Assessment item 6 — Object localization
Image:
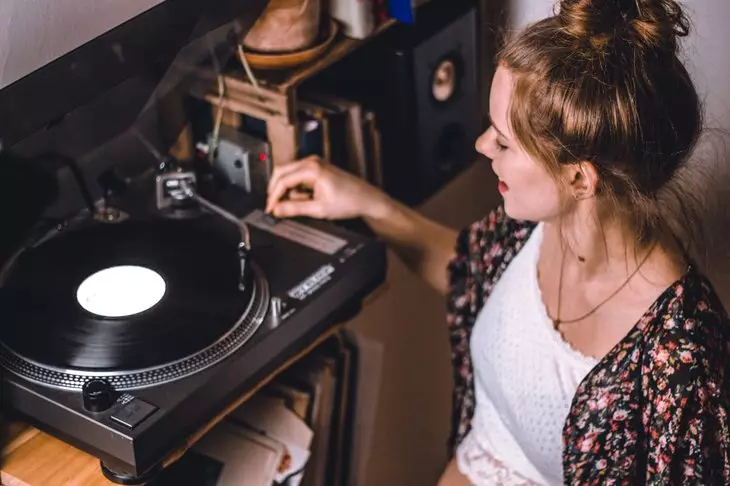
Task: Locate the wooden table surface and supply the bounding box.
[1,422,117,486]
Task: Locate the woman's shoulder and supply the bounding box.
[638,267,730,481]
[450,206,537,268]
[446,206,536,327]
[644,266,729,382]
[654,266,728,335]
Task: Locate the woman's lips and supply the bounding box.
[498,180,509,193]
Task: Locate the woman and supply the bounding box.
[266,0,730,483]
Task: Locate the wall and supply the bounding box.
[679,0,730,301]
[0,0,163,88]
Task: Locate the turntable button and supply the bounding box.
[82,378,117,412]
[110,398,158,429]
[270,296,282,319]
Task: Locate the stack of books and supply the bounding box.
[297,91,384,189]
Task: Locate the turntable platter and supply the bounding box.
[0,218,269,390]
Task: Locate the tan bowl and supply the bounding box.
[239,18,339,71]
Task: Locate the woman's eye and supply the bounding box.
[496,141,507,151]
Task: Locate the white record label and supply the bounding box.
[76,265,166,317]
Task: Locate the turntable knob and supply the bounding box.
[82,378,117,412]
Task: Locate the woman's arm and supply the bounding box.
[266,156,458,295]
[362,195,458,295]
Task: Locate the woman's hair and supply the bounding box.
[498,0,702,252]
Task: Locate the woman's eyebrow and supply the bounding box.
[487,114,509,140]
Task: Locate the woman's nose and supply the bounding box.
[475,129,494,158]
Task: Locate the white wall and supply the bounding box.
[0,0,164,89]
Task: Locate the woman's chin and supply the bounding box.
[502,200,523,221]
[502,198,520,219]
[502,199,544,223]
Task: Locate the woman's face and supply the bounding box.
[475,66,566,222]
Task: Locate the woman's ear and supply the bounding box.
[567,162,599,200]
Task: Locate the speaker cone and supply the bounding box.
[431,58,458,102]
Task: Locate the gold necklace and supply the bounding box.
[552,241,656,329]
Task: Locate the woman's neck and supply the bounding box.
[543,203,653,280]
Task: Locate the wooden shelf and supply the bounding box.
[186,19,397,166]
[191,19,396,118]
[250,18,397,93]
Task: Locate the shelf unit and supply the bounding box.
[187,19,397,166]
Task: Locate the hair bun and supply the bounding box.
[559,0,690,53]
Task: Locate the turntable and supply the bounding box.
[0,165,386,483]
[0,0,386,481]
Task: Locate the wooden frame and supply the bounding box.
[187,20,396,167]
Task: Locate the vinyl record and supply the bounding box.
[0,218,254,372]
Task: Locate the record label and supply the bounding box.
[76,265,167,318]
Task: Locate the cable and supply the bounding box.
[237,43,262,94]
[209,74,226,165]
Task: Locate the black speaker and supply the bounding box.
[306,0,482,205]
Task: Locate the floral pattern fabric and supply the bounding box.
[445,206,730,484]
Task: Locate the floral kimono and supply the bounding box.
[445,206,730,484]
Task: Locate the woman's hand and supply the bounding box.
[266,156,457,294]
[265,156,390,220]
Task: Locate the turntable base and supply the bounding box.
[1,323,347,486]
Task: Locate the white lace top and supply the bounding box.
[455,223,598,485]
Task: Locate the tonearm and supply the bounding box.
[155,170,252,292]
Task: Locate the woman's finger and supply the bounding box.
[271,199,324,219]
[267,156,320,193]
[265,163,321,212]
[288,187,313,201]
[268,158,305,189]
